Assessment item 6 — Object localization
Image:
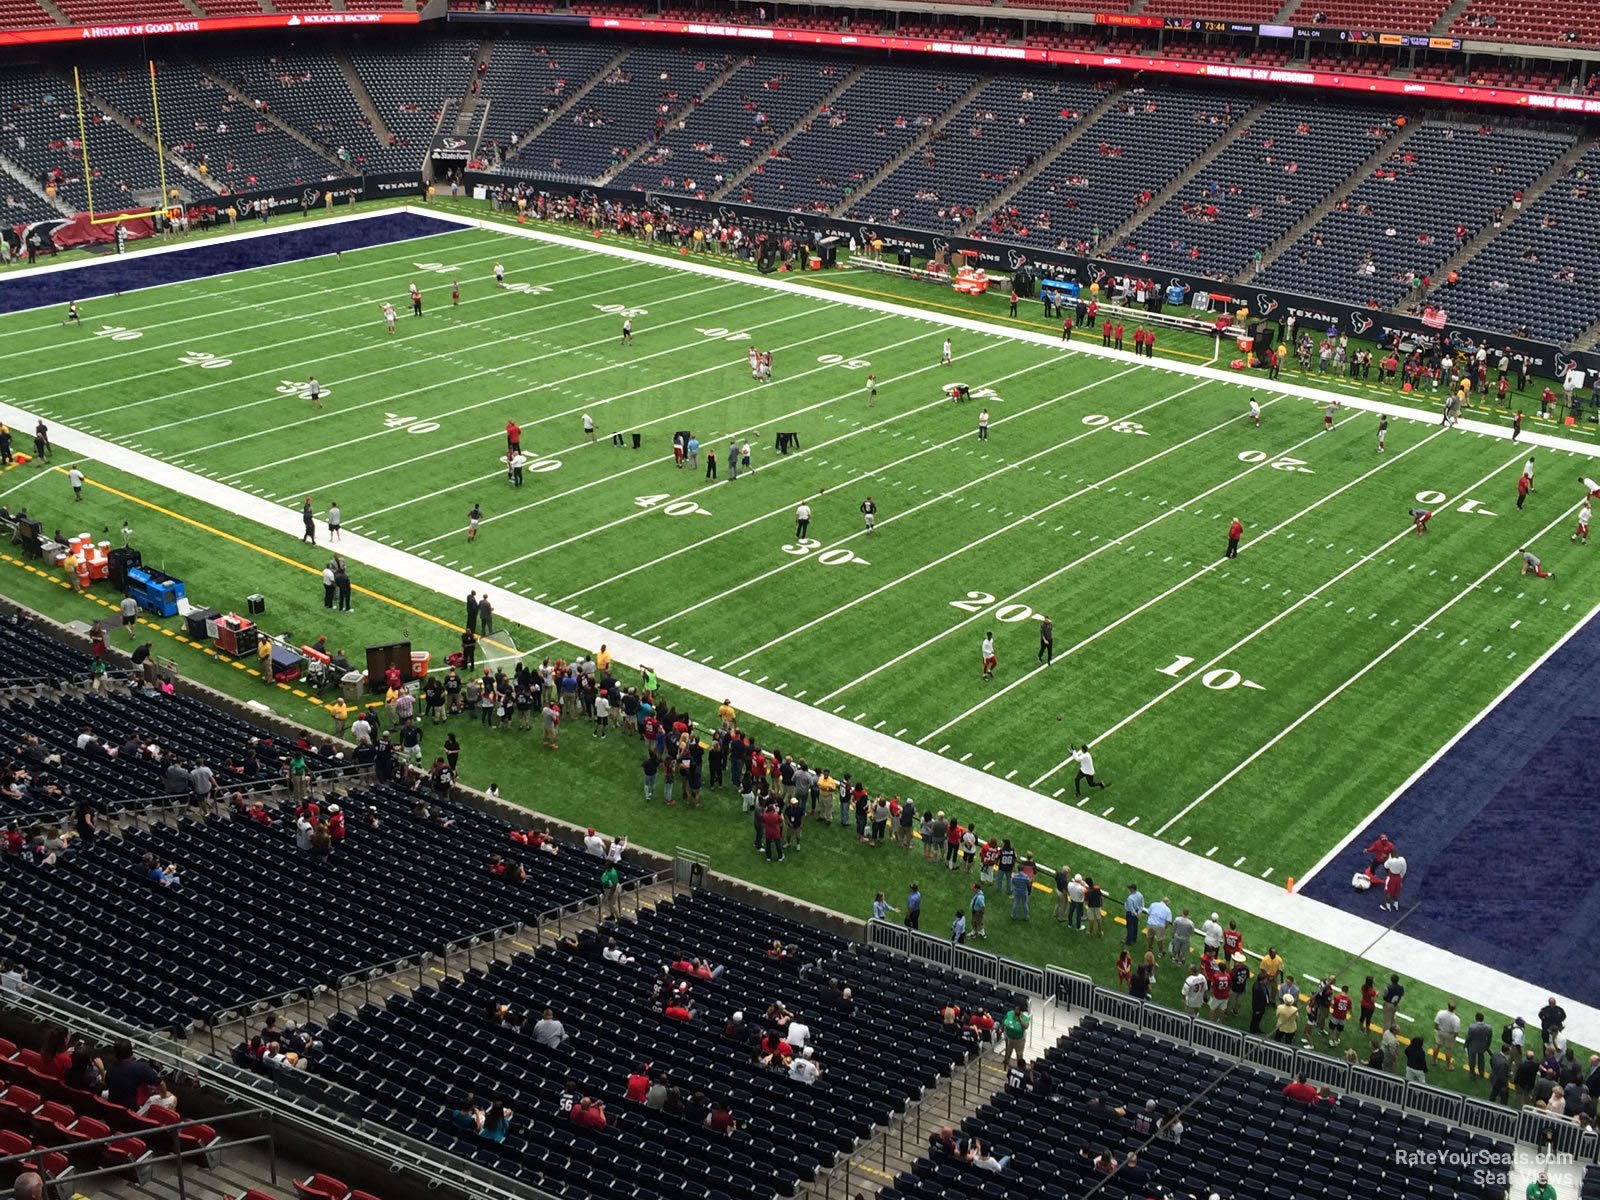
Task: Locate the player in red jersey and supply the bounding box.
[1221,921,1243,960]
[1328,986,1353,1046]
[452,279,460,306]
[1410,507,1432,536]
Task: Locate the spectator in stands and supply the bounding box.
[65,1045,104,1091]
[706,1101,737,1134]
[142,853,180,887]
[139,1079,179,1117]
[532,1007,565,1049]
[1283,1073,1320,1103]
[13,1173,42,1200]
[789,1046,822,1084]
[971,1140,1011,1173]
[569,1095,607,1130]
[105,1040,162,1108]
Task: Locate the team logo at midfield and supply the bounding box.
[1255,293,1279,317]
[1348,311,1374,334]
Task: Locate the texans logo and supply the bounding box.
[578,189,599,207]
[717,206,738,223]
[785,215,807,233]
[1005,250,1027,270]
[932,237,950,255]
[858,226,878,244]
[1555,354,1576,377]
[1086,261,1108,285]
[1255,294,1279,317]
[1447,331,1468,349]
[302,188,322,208]
[1348,311,1374,335]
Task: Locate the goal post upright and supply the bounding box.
[146,58,172,222]
[72,65,95,221]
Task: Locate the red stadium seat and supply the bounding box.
[294,1174,350,1200]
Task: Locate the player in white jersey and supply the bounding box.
[980,632,996,680]
[1248,398,1260,427]
[381,303,397,333]
[1574,503,1591,546]
[494,262,505,287]
[307,376,322,411]
[865,373,877,408]
[748,346,759,378]
[621,317,633,345]
[941,338,952,366]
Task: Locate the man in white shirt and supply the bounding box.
[1248,397,1261,427]
[941,338,952,365]
[977,408,990,441]
[980,633,996,680]
[1573,502,1590,545]
[1069,744,1106,796]
[1435,1002,1461,1072]
[794,502,811,540]
[788,1047,821,1084]
[583,828,606,856]
[1182,969,1208,1013]
[1200,913,1224,958]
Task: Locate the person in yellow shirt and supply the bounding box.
[384,684,400,728]
[62,550,81,591]
[816,770,838,824]
[1259,948,1284,985]
[330,697,348,738]
[718,699,736,729]
[258,634,274,685]
[595,644,612,674]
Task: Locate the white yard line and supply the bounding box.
[910,417,1448,738]
[1030,444,1532,788]
[1155,496,1584,838]
[545,360,1133,601]
[723,379,1227,669]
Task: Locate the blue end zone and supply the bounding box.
[0,212,465,316]
[1302,607,1600,1008]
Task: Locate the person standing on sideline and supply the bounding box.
[1037,615,1053,665]
[1512,410,1523,442]
[686,435,699,471]
[68,466,84,501]
[301,498,316,544]
[621,317,633,345]
[1122,883,1144,946]
[32,420,49,462]
[479,594,494,635]
[980,632,996,681]
[1381,974,1404,1028]
[1517,472,1530,510]
[1248,397,1260,427]
[1226,517,1243,558]
[968,883,986,939]
[794,501,811,540]
[941,337,952,366]
[865,373,876,408]
[509,450,526,487]
[322,561,336,609]
[1377,413,1387,453]
[1070,744,1107,795]
[860,496,876,534]
[905,883,921,930]
[704,446,717,480]
[977,408,990,441]
[1463,1012,1494,1079]
[727,438,740,482]
[1572,502,1590,545]
[327,502,342,541]
[467,503,482,542]
[335,559,352,612]
[1323,401,1338,431]
[466,591,479,633]
[1061,314,1072,343]
[1008,288,1018,317]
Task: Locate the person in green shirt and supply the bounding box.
[1001,1007,1030,1067]
[288,752,307,804]
[600,864,621,920]
[1527,1171,1557,1200]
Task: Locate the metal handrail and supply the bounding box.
[0,1111,272,1163]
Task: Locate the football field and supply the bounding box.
[9,210,1599,885]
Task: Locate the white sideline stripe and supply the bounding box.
[1030,444,1532,788]
[219,285,788,476]
[102,259,687,437]
[398,311,911,544]
[554,358,1123,605]
[913,416,1446,737]
[723,379,1219,669]
[1156,496,1585,838]
[1297,589,1600,890]
[337,309,891,517]
[10,206,1598,1046]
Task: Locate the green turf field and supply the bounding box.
[2,206,1596,1091]
[10,212,1597,884]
